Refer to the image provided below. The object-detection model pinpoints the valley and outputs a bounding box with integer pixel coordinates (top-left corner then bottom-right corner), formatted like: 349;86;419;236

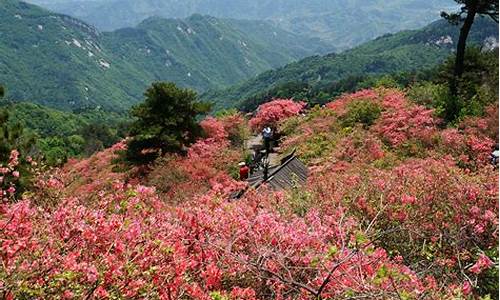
0;0;328;111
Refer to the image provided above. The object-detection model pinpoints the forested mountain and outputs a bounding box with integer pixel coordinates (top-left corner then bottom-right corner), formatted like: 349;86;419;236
27;0;455;50
203;17;498;111
0;0;328;111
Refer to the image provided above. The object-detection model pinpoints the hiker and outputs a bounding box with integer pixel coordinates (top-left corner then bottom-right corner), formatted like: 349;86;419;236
262;157;270;181
250;149;263;172
262;126;273;154
239;162;250;180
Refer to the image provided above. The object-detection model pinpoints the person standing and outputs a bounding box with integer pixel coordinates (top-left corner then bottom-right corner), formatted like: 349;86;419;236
239;162;250;180
262;126;272;154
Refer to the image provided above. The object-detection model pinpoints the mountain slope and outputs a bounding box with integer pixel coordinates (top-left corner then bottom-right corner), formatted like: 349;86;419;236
30;0;455;50
0;0;329;111
202;17;498;111
102;15;331;91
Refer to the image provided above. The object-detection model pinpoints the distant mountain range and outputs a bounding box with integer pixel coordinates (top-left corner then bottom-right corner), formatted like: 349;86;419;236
27;0;456;50
0;0;329;111
2;0;497;113
202;17;499;111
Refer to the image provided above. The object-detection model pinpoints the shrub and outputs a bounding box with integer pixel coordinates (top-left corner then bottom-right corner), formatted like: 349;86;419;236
308;158;498;292
1;87;496;299
374;104;439;147
341;99;382;128
406;81;448;115
249;99;305;132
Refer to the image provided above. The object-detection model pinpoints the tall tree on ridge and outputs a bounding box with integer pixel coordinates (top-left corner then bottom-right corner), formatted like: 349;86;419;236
442;0;498;93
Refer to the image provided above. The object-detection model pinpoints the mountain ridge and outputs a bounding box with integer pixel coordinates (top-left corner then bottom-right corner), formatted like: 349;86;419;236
202;17;499;111
0;0;330;111
27;0;455;50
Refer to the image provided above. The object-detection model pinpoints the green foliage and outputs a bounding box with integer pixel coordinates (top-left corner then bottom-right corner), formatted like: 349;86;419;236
213;108;239;118
203;18;497;111
38;140;68;166
406;47;499;123
1;102;128;165
371;75;402;89
341;100;382;128
0;0;328;111
126;82;211;164
288;186;314;217
209;291;228;300
437;47;499;122
477;248;499;299
279;116;302;137
146;157;190;195
301;133;337;163
0;108;37;194
407;82;448;107
441;0;498;24
79;123;125;156
0;109;36;163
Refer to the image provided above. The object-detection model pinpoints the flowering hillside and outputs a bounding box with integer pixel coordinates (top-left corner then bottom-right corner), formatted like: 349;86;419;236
0;89;498;299
249;99;305;132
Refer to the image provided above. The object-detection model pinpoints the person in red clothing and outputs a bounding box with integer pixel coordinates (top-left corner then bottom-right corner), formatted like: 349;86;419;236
239;162;250;180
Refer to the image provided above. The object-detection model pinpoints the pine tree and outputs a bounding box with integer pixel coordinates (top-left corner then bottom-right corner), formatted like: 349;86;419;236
126;82;211;164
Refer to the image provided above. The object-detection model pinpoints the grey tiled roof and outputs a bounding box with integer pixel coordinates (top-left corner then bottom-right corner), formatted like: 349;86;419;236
248;156;308;191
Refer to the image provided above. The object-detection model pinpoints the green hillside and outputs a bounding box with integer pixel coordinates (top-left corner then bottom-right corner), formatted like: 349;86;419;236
102;15;330;91
4;102;125;137
202;18;498;111
0;0;329;111
31;0;454;50
0;101;128;164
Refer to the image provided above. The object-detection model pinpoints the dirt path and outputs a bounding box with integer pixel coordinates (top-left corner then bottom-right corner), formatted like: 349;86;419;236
268;151;280;166
246;135;262;150
245;134;280;166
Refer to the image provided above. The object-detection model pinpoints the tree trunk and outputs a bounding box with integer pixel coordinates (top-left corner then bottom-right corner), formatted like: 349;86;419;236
453;2;478;86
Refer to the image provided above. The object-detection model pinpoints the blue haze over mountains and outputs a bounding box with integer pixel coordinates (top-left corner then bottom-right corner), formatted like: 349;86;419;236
27;0;457;50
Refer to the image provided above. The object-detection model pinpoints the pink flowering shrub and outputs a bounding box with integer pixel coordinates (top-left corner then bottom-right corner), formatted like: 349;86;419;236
59;141;130;199
469;253;495;274
459;104;499;141
307;157;498;293
277;89;498;296
147;117;246;203
0;180;443;299
326;89;440;149
439;128;495;169
326;89;379;115
201;117;228;141
374;105;439;147
201;113;249;147
326;89;406;116
249;99;305;132
0;88;497;299
0;150;22;201
219;112;250;147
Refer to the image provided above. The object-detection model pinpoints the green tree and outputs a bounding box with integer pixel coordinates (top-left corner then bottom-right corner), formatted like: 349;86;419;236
442;1;498;87
79;123;119;156
437;47;498;121
0;107;37;196
0;112;35;164
126;82;211;164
